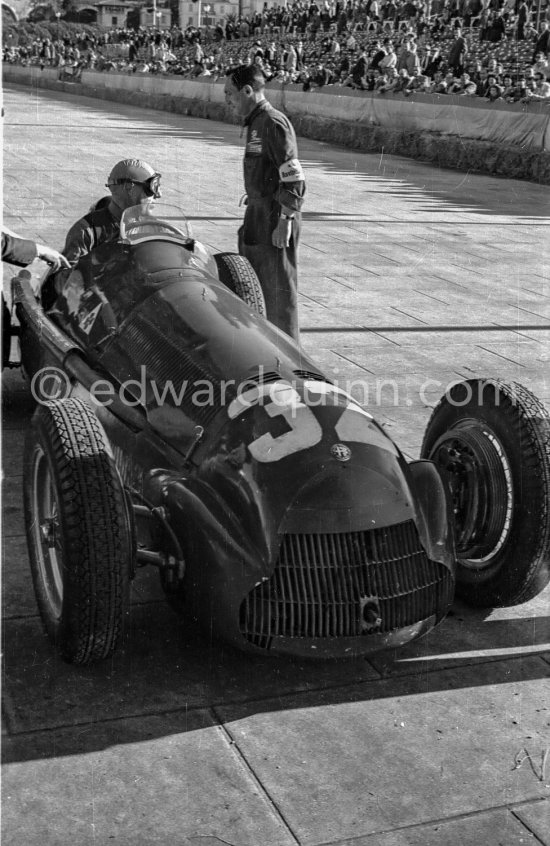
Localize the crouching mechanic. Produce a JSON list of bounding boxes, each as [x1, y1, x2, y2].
[[224, 65, 306, 342]]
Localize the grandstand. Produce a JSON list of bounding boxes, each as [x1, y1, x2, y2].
[[3, 1, 550, 100]]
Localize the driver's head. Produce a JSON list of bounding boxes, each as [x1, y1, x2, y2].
[[106, 159, 162, 210]]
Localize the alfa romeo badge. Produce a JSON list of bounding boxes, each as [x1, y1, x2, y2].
[[331, 443, 351, 462]]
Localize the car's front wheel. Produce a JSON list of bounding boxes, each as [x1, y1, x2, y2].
[[421, 379, 550, 607], [23, 398, 132, 663]]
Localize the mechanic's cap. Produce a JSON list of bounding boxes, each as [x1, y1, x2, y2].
[[106, 158, 162, 198]]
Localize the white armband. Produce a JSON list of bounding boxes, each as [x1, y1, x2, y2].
[[279, 158, 305, 183]]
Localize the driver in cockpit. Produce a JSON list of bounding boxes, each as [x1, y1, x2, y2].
[[62, 158, 162, 268], [51, 158, 161, 314]]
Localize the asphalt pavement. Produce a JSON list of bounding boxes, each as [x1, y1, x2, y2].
[[2, 83, 550, 846]]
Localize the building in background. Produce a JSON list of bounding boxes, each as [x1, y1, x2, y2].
[[2, 0, 34, 22], [140, 2, 171, 26], [2, 0, 277, 27], [179, 0, 245, 28], [96, 1, 171, 27], [96, 1, 138, 27]]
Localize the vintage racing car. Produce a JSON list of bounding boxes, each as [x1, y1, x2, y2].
[[4, 204, 550, 664]]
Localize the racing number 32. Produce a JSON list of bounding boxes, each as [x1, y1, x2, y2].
[[227, 381, 396, 463]]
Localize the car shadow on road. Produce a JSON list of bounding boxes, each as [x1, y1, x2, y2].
[[3, 566, 549, 764]]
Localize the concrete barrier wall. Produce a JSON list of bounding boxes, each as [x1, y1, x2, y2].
[[4, 63, 550, 183], [279, 87, 550, 151], [80, 68, 227, 104]]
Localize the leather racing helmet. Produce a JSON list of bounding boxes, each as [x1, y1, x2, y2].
[[106, 158, 162, 198]]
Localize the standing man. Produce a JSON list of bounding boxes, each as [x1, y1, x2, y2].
[[532, 22, 550, 63], [448, 28, 467, 77], [224, 64, 305, 342]]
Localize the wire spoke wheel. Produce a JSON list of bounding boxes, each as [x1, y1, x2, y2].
[[31, 446, 64, 618], [422, 379, 550, 607], [429, 421, 513, 567]]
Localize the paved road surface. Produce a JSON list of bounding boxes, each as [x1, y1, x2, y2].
[[2, 84, 550, 846]]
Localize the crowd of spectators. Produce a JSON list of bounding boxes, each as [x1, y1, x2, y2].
[[3, 0, 550, 103]]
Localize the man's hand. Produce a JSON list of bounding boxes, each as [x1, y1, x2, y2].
[[36, 244, 71, 271], [272, 218, 292, 249]]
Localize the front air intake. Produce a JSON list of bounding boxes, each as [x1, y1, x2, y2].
[[240, 520, 453, 648]]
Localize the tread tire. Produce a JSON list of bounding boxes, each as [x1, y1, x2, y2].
[[421, 379, 550, 607], [24, 398, 132, 664], [213, 252, 266, 316]]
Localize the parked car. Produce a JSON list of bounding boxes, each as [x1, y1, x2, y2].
[[5, 204, 550, 664]]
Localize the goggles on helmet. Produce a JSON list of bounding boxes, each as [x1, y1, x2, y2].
[[106, 173, 162, 199]]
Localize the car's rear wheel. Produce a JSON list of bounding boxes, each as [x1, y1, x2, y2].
[[24, 398, 132, 663], [421, 379, 550, 607], [213, 253, 266, 316]]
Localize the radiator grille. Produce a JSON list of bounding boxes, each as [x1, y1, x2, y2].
[[240, 520, 453, 647]]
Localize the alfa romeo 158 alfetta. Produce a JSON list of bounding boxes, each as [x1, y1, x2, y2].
[[5, 204, 549, 664]]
